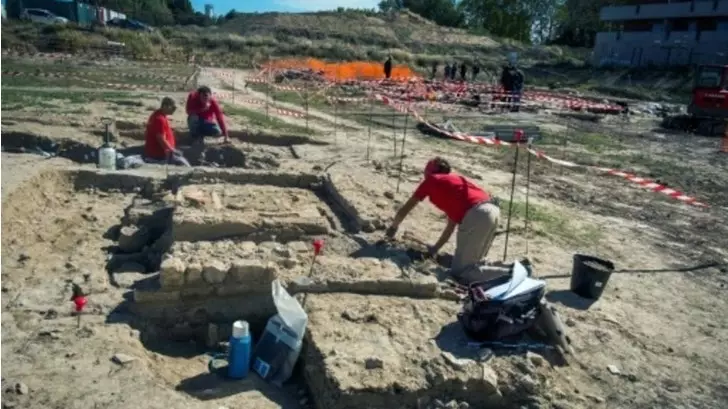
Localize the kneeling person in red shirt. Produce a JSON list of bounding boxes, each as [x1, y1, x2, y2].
[[386, 157, 500, 274], [186, 86, 229, 144], [144, 97, 190, 167]]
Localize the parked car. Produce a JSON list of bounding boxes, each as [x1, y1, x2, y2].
[[106, 17, 153, 32], [21, 8, 69, 25]]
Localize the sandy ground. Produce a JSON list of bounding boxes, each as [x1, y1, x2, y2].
[[2, 61, 728, 409]]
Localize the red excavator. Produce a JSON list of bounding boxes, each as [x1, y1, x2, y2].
[[663, 64, 728, 136]]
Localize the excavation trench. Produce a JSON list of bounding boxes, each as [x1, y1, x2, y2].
[[6, 167, 545, 409], [0, 130, 322, 169]]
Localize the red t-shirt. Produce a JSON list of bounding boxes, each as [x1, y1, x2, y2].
[[413, 173, 490, 224], [185, 91, 228, 135], [144, 110, 176, 159]]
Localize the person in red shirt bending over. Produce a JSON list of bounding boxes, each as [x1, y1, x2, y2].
[[386, 157, 501, 276], [144, 97, 190, 167], [186, 86, 229, 144]]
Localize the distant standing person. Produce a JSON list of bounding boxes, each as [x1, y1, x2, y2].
[[144, 97, 190, 167], [384, 55, 393, 79], [510, 65, 525, 112], [444, 63, 451, 81], [460, 63, 467, 82], [186, 86, 229, 144], [450, 62, 457, 81], [431, 61, 438, 80], [472, 65, 480, 81], [500, 58, 525, 112]]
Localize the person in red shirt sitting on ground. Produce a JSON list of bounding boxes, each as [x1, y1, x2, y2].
[[185, 86, 229, 144], [385, 157, 501, 278], [144, 97, 190, 167]]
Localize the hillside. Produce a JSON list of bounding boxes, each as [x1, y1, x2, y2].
[[0, 10, 693, 101], [1, 10, 581, 68]]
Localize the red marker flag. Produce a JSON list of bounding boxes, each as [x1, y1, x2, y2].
[[73, 296, 87, 313], [312, 239, 324, 256]]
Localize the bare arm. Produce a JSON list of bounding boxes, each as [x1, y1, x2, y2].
[[211, 100, 228, 137], [431, 219, 457, 254], [391, 194, 420, 229]]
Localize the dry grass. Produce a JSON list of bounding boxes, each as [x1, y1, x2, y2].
[[1, 11, 582, 72]]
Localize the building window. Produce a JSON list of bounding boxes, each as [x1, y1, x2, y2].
[[695, 66, 723, 88], [672, 19, 690, 31]]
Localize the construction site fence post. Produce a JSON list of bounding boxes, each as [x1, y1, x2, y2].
[[305, 90, 310, 135], [334, 99, 338, 144], [391, 110, 397, 157], [560, 121, 568, 176], [366, 97, 374, 161], [396, 106, 409, 194], [503, 145, 520, 263], [265, 65, 271, 120], [525, 140, 533, 257]]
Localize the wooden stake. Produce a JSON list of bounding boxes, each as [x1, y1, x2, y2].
[[304, 80, 310, 135], [265, 64, 271, 120], [503, 145, 520, 262], [391, 110, 397, 156], [396, 107, 409, 194], [525, 139, 532, 257], [366, 98, 373, 161]]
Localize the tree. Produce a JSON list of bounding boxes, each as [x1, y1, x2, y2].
[[458, 0, 533, 42]]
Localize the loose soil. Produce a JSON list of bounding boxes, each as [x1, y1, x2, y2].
[[2, 58, 728, 409]]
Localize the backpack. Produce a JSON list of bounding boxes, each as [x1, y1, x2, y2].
[[457, 262, 546, 342]]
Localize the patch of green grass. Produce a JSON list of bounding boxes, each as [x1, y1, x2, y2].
[[1, 74, 96, 88], [108, 99, 146, 107], [2, 59, 193, 90], [223, 103, 314, 135], [1, 88, 149, 110], [539, 130, 624, 154], [63, 107, 93, 114], [247, 83, 330, 109], [501, 199, 603, 245]]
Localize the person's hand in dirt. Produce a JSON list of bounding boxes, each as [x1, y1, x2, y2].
[[426, 244, 439, 260], [385, 224, 398, 239], [223, 135, 231, 144]]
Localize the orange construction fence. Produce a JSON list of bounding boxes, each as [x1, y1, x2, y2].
[[264, 58, 419, 81]]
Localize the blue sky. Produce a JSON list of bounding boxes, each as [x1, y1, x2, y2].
[[191, 0, 381, 14]]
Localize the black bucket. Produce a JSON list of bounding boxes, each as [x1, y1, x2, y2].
[[570, 254, 615, 300]]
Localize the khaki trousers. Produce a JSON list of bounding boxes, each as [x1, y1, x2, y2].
[[451, 202, 501, 273]]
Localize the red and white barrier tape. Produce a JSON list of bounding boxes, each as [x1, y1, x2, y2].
[[214, 90, 306, 118], [374, 95, 708, 208], [209, 71, 707, 208]]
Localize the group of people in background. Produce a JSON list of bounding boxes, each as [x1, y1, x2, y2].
[[433, 62, 481, 82], [383, 54, 526, 112]]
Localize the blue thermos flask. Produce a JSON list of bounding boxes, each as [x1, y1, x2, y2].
[[227, 320, 252, 379]]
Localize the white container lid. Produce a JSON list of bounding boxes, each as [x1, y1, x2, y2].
[[232, 320, 249, 338]]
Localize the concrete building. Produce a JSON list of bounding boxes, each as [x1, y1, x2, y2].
[[593, 0, 728, 67], [204, 4, 214, 18]]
